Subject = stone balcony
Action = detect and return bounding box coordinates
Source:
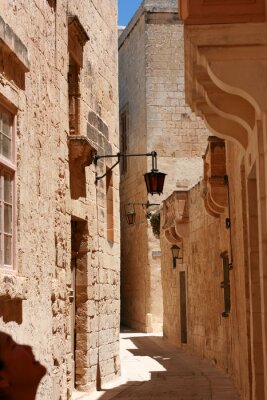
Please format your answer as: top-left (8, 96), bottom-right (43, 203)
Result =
top-left (162, 191), bottom-right (189, 243)
top-left (202, 136), bottom-right (227, 218)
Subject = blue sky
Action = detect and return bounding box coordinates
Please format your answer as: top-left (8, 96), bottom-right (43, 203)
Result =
top-left (118, 0), bottom-right (143, 26)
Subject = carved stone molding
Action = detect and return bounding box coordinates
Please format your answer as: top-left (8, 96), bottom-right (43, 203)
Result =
top-left (179, 0), bottom-right (266, 25)
top-left (202, 136), bottom-right (227, 217)
top-left (183, 23), bottom-right (267, 150)
top-left (68, 15), bottom-right (89, 67)
top-left (0, 16), bottom-right (30, 89)
top-left (162, 191), bottom-right (189, 243)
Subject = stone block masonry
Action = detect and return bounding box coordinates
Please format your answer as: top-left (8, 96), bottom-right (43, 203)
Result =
top-left (161, 141), bottom-right (251, 399)
top-left (119, 0), bottom-right (209, 334)
top-left (0, 1), bottom-right (120, 399)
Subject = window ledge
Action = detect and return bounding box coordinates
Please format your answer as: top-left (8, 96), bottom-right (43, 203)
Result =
top-left (0, 273), bottom-right (28, 300)
top-left (0, 16), bottom-right (30, 72)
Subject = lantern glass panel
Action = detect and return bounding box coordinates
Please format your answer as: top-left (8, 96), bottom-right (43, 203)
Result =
top-left (126, 211), bottom-right (136, 225)
top-left (144, 171), bottom-right (166, 195)
top-left (171, 245), bottom-right (180, 259)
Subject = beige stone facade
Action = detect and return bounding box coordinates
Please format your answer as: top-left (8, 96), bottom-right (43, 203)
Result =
top-left (0, 1), bottom-right (120, 399)
top-left (161, 138), bottom-right (251, 398)
top-left (119, 0), bottom-right (209, 333)
top-left (159, 1), bottom-right (267, 399)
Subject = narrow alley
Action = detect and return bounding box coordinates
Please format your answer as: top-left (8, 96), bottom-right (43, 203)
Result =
top-left (73, 329), bottom-right (240, 400)
top-left (1, 1), bottom-right (267, 400)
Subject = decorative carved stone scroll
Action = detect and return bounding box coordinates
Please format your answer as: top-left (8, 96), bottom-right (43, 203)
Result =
top-left (162, 191), bottom-right (189, 244)
top-left (182, 22), bottom-right (267, 151)
top-left (202, 136), bottom-right (227, 217)
top-left (68, 15), bottom-right (89, 67)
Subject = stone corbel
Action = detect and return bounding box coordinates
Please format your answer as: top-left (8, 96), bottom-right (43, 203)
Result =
top-left (200, 46), bottom-right (267, 116)
top-left (202, 137), bottom-right (227, 217)
top-left (195, 65), bottom-right (255, 132)
top-left (192, 45), bottom-right (267, 151)
top-left (194, 66), bottom-right (249, 149)
top-left (165, 227), bottom-right (182, 244)
top-left (162, 191), bottom-right (189, 244)
top-left (68, 135), bottom-right (96, 167)
top-left (195, 97), bottom-right (248, 150)
top-left (68, 135), bottom-right (96, 199)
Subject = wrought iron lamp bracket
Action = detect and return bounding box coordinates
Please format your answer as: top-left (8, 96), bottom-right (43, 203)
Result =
top-left (93, 151), bottom-right (158, 182)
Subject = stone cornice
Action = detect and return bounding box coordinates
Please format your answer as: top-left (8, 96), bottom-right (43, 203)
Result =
top-left (179, 0), bottom-right (266, 25)
top-left (68, 15), bottom-right (89, 46)
top-left (118, 0), bottom-right (179, 49)
top-left (68, 15), bottom-right (89, 67)
top-left (0, 16), bottom-right (30, 73)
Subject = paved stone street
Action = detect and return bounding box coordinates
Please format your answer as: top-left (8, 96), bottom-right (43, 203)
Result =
top-left (73, 329), bottom-right (240, 400)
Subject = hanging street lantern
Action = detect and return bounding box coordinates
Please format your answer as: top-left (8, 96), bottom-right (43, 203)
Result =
top-left (124, 201), bottom-right (160, 226)
top-left (124, 203), bottom-right (136, 225)
top-left (144, 170), bottom-right (166, 195)
top-left (94, 151), bottom-right (166, 195)
top-left (171, 244), bottom-right (183, 268)
top-left (126, 210), bottom-right (136, 225)
top-left (144, 151), bottom-right (166, 195)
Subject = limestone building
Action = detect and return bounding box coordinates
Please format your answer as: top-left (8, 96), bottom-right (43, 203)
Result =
top-left (159, 1), bottom-right (267, 399)
top-left (119, 0), bottom-right (209, 333)
top-left (0, 1), bottom-right (120, 399)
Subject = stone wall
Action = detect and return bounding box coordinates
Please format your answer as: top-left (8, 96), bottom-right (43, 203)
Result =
top-left (0, 1), bottom-right (120, 399)
top-left (119, 0), bottom-right (209, 333)
top-left (161, 140), bottom-right (250, 398)
top-left (119, 12), bottom-right (149, 332)
top-left (179, 7), bottom-right (267, 397)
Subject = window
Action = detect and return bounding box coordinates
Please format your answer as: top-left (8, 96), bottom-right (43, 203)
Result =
top-left (0, 108), bottom-right (15, 270)
top-left (68, 57), bottom-right (80, 135)
top-left (179, 271), bottom-right (187, 344)
top-left (119, 109), bottom-right (128, 174)
top-left (67, 16), bottom-right (89, 136)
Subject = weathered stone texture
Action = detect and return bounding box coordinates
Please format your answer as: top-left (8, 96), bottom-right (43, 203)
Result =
top-left (0, 1), bottom-right (120, 399)
top-left (179, 7), bottom-right (267, 397)
top-left (145, 20), bottom-right (208, 197)
top-left (119, 12), bottom-right (150, 332)
top-left (161, 140), bottom-right (250, 399)
top-left (119, 1), bottom-right (209, 333)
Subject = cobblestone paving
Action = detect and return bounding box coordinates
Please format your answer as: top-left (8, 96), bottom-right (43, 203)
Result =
top-left (73, 330), bottom-right (240, 400)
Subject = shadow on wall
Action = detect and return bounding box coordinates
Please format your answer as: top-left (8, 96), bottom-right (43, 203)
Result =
top-left (0, 297), bottom-right (23, 324)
